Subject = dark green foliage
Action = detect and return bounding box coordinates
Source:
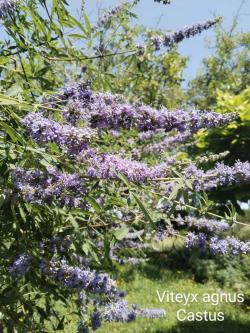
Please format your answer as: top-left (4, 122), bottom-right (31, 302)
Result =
top-left (188, 27), bottom-right (250, 206)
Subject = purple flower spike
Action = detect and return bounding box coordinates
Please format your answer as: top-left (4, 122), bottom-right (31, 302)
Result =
top-left (9, 254), bottom-right (32, 278)
top-left (0, 0), bottom-right (19, 18)
top-left (23, 113), bottom-right (96, 156)
top-left (138, 308), bottom-right (166, 318)
top-left (103, 300), bottom-right (136, 322)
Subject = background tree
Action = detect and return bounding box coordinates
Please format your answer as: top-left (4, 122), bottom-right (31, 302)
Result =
top-left (188, 27), bottom-right (250, 209)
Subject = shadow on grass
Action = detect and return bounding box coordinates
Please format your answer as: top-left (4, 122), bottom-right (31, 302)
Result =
top-left (155, 316), bottom-right (250, 333)
top-left (116, 247), bottom-right (194, 283)
top-left (115, 244), bottom-right (250, 290)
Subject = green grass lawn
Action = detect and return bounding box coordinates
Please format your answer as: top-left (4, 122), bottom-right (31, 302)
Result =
top-left (95, 263), bottom-right (250, 333)
top-left (49, 237), bottom-right (250, 333)
top-left (62, 237), bottom-right (250, 333)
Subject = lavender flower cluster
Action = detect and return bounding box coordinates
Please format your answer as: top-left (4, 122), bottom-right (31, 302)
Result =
top-left (185, 233), bottom-right (250, 255)
top-left (47, 236), bottom-right (72, 253)
top-left (144, 131), bottom-right (192, 154)
top-left (19, 83), bottom-right (242, 212)
top-left (78, 300), bottom-right (166, 331)
top-left (13, 153), bottom-right (248, 210)
top-left (43, 83), bottom-right (237, 133)
top-left (86, 153), bottom-right (170, 182)
top-left (185, 160), bottom-right (250, 191)
top-left (41, 259), bottom-right (117, 294)
top-left (103, 301), bottom-right (166, 322)
top-left (89, 103), bottom-right (235, 133)
top-left (23, 107), bottom-right (235, 168)
top-left (152, 17), bottom-right (220, 51)
top-left (10, 151), bottom-right (173, 210)
top-left (195, 151), bottom-right (230, 165)
top-left (41, 258), bottom-right (165, 330)
top-left (175, 215), bottom-right (230, 233)
top-left (11, 167), bottom-right (88, 208)
top-left (8, 252), bottom-right (165, 332)
top-left (138, 129), bottom-right (164, 141)
top-left (23, 113), bottom-right (96, 156)
top-left (0, 0), bottom-right (19, 18)
top-left (154, 225), bottom-right (178, 242)
top-left (91, 1), bottom-right (131, 32)
top-left (9, 254), bottom-right (31, 278)
top-left (103, 300), bottom-right (136, 322)
top-left (137, 308), bottom-right (166, 318)
top-left (91, 310), bottom-right (102, 330)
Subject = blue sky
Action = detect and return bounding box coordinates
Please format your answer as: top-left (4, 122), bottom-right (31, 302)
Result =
top-left (83, 0), bottom-right (250, 83)
top-left (1, 0), bottom-right (249, 84)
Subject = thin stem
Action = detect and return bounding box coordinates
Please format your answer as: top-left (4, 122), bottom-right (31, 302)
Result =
top-left (139, 186), bottom-right (250, 228)
top-left (0, 37), bottom-right (59, 57)
top-left (172, 200), bottom-right (250, 227)
top-left (41, 49), bottom-right (137, 62)
top-left (9, 14), bottom-right (35, 99)
top-left (42, 0), bottom-right (53, 23)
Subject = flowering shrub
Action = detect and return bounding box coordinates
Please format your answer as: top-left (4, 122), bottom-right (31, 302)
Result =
top-left (0, 0), bottom-right (19, 17)
top-left (151, 17), bottom-right (221, 51)
top-left (0, 0), bottom-right (249, 332)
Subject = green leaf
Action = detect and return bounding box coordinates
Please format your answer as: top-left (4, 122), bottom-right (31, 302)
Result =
top-left (185, 179), bottom-right (194, 190)
top-left (172, 169), bottom-right (183, 178)
top-left (132, 193), bottom-right (154, 223)
top-left (0, 94), bottom-right (32, 110)
top-left (39, 158), bottom-right (52, 168)
top-left (0, 95), bottom-right (21, 106)
top-left (5, 85), bottom-right (23, 96)
top-left (0, 121), bottom-right (25, 144)
top-left (114, 226), bottom-right (130, 241)
top-left (56, 316), bottom-right (65, 330)
top-left (18, 205), bottom-right (26, 222)
top-left (86, 196), bottom-right (102, 213)
top-left (68, 214), bottom-right (79, 229)
top-left (36, 306), bottom-right (47, 319)
top-left (116, 172), bottom-right (131, 189)
top-left (82, 243), bottom-right (90, 255)
top-left (168, 183), bottom-right (182, 202)
top-left (0, 194), bottom-right (5, 208)
top-left (67, 15), bottom-right (87, 35)
top-left (0, 56), bottom-right (11, 65)
top-left (83, 11), bottom-right (92, 37)
top-left (68, 33), bottom-right (86, 39)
